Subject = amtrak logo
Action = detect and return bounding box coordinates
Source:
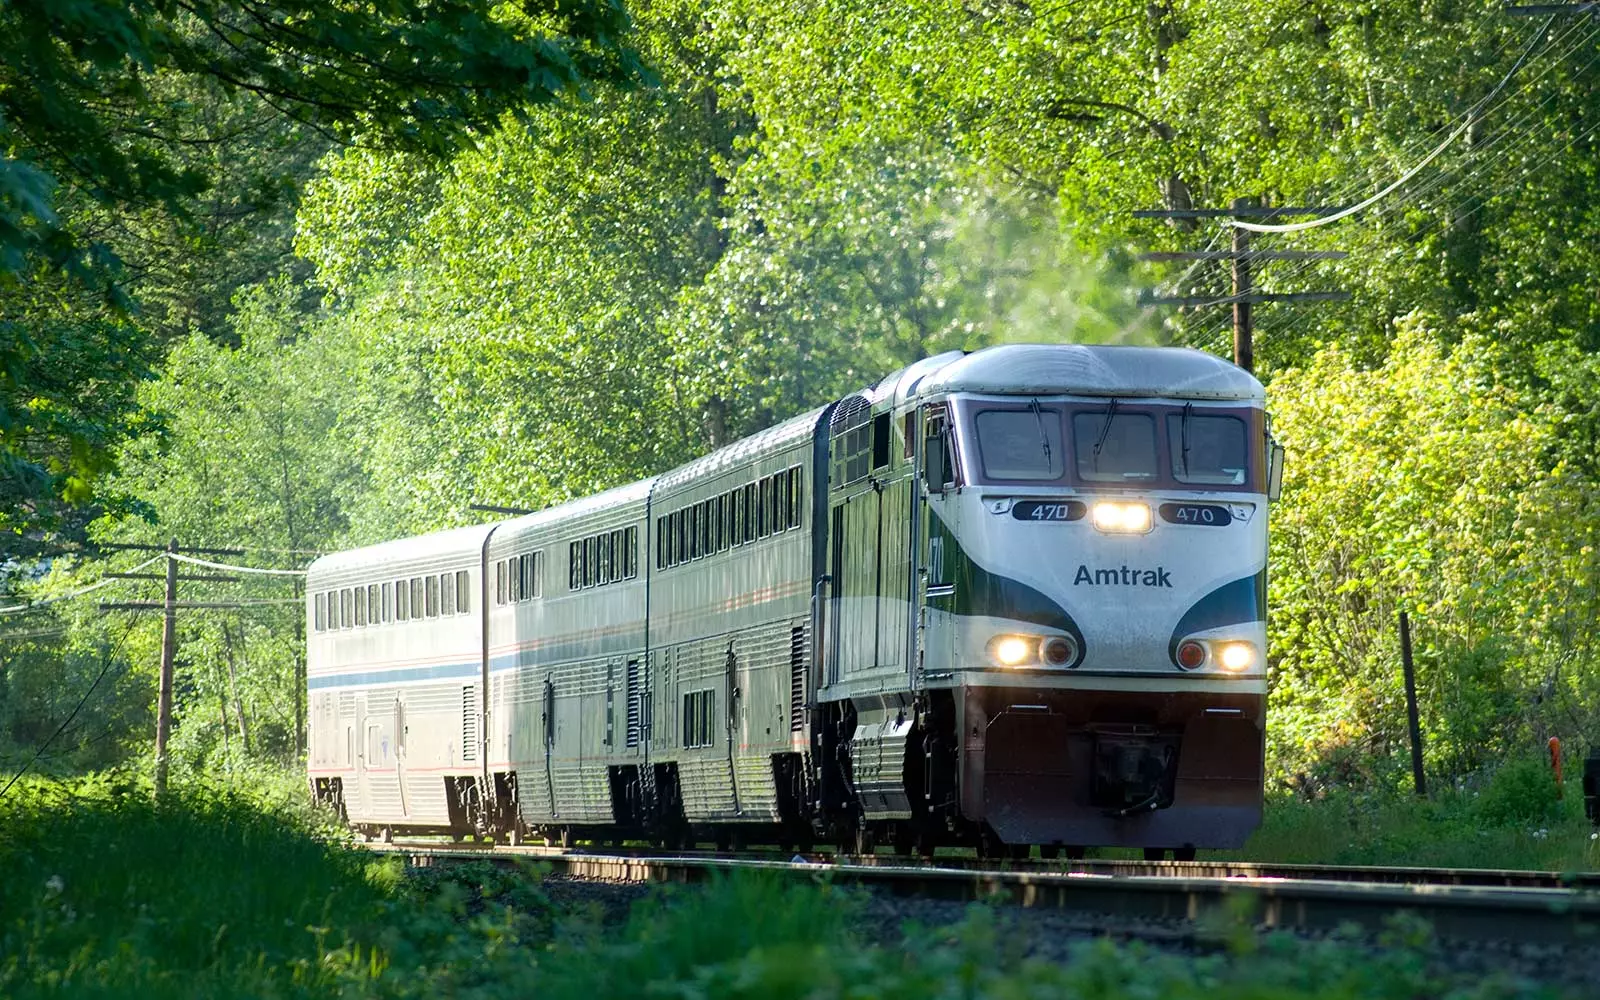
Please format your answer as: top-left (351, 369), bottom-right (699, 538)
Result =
top-left (1074, 564), bottom-right (1173, 587)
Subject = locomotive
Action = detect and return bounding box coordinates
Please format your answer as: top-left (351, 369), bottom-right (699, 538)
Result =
top-left (307, 343), bottom-right (1280, 858)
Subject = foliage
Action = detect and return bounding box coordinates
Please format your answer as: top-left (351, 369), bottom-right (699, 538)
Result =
top-left (10, 0), bottom-right (1600, 801)
top-left (0, 781), bottom-right (1576, 998)
top-left (0, 773), bottom-right (390, 997)
top-left (0, 0), bottom-right (641, 548)
top-left (1231, 769), bottom-right (1593, 872)
top-left (1, 280), bottom-right (357, 779)
top-left (0, 0), bottom-right (640, 278)
top-left (1265, 322), bottom-right (1600, 788)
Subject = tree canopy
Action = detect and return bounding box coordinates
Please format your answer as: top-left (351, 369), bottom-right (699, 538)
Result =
top-left (0, 0), bottom-right (641, 553)
top-left (6, 0), bottom-right (1600, 791)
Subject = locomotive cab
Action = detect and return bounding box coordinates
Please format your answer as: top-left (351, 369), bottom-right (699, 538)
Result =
top-left (885, 346), bottom-right (1271, 855)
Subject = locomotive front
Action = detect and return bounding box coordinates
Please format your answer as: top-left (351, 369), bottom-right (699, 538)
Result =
top-left (913, 346), bottom-right (1275, 855)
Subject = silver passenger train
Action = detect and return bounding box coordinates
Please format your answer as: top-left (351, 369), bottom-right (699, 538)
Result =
top-left (307, 344), bottom-right (1280, 858)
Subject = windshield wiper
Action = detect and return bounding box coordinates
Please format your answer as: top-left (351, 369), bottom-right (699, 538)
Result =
top-left (1028, 397), bottom-right (1052, 469)
top-left (1092, 398), bottom-right (1119, 469)
top-left (1179, 402), bottom-right (1193, 476)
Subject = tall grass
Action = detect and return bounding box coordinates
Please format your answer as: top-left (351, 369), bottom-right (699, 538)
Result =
top-left (0, 770), bottom-right (1580, 998)
top-left (1230, 754), bottom-right (1600, 872)
top-left (0, 772), bottom-right (389, 997)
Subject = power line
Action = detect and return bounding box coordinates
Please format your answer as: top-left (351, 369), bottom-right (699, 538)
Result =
top-left (0, 555), bottom-right (165, 615)
top-left (0, 617), bottom-right (140, 800)
top-left (1229, 19), bottom-right (1600, 358)
top-left (1170, 15), bottom-right (1600, 358)
top-left (1226, 14), bottom-right (1556, 234)
top-left (167, 553), bottom-right (308, 576)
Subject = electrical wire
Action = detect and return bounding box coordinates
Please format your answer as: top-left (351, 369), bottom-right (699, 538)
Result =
top-left (0, 555), bottom-right (166, 615)
top-left (168, 553), bottom-right (308, 576)
top-left (0, 616), bottom-right (140, 800)
top-left (1231, 21), bottom-right (1600, 358)
top-left (1226, 15), bottom-right (1557, 234)
top-left (1171, 16), bottom-right (1600, 356)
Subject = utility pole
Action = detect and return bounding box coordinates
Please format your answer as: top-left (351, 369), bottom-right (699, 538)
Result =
top-left (1135, 203), bottom-right (1350, 374)
top-left (1399, 611), bottom-right (1427, 797)
top-left (99, 541), bottom-right (292, 798)
top-left (154, 538), bottom-right (177, 799)
top-left (1230, 197), bottom-right (1255, 373)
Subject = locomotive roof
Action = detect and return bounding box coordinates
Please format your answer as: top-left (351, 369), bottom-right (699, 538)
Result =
top-left (915, 344), bottom-right (1264, 402)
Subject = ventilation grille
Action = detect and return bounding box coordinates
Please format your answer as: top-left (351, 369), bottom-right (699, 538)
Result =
top-left (789, 625), bottom-right (807, 732)
top-left (461, 685), bottom-right (478, 762)
top-left (625, 660), bottom-right (642, 748)
top-left (829, 393), bottom-right (871, 434)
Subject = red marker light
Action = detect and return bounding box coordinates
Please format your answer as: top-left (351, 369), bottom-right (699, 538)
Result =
top-left (1176, 640), bottom-right (1206, 670)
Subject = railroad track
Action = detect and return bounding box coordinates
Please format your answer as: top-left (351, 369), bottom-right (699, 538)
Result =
top-left (364, 840), bottom-right (1600, 945)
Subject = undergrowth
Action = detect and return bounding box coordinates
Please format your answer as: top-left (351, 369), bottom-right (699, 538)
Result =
top-left (0, 771), bottom-right (1583, 998)
top-left (1229, 754), bottom-right (1599, 872)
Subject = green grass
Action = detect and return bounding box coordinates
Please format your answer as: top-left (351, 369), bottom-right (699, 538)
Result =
top-left (1225, 755), bottom-right (1600, 872)
top-left (0, 771), bottom-right (393, 997)
top-left (0, 770), bottom-right (1584, 998)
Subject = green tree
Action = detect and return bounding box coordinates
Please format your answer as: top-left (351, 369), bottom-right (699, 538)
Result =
top-left (1266, 321), bottom-right (1600, 787)
top-left (1, 0), bottom-right (642, 551)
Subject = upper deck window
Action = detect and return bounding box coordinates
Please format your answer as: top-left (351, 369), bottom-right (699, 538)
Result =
top-left (1072, 410), bottom-right (1157, 483)
top-left (1168, 412), bottom-right (1248, 486)
top-left (974, 408), bottom-right (1064, 481)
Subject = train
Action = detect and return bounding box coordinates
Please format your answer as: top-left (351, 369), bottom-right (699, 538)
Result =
top-left (306, 343), bottom-right (1281, 859)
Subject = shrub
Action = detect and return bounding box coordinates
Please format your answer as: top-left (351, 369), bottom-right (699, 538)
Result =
top-left (1473, 754), bottom-right (1565, 827)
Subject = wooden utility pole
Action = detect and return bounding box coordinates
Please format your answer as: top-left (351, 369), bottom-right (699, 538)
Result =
top-left (101, 541), bottom-right (295, 797)
top-left (154, 538), bottom-right (178, 799)
top-left (1230, 197), bottom-right (1255, 373)
top-left (1399, 611), bottom-right (1427, 797)
top-left (1135, 203), bottom-right (1349, 374)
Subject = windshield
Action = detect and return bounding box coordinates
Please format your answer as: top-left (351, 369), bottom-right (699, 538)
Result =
top-left (1072, 411), bottom-right (1157, 482)
top-left (1168, 413), bottom-right (1248, 485)
top-left (957, 400), bottom-right (1258, 491)
top-left (974, 408), bottom-right (1064, 480)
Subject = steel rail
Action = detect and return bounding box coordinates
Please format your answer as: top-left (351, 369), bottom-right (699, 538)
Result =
top-left (367, 839), bottom-right (1600, 889)
top-left (363, 842), bottom-right (1600, 945)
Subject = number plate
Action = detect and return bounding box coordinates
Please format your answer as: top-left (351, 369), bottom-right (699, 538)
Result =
top-left (1159, 503), bottom-right (1233, 526)
top-left (1011, 500), bottom-right (1087, 522)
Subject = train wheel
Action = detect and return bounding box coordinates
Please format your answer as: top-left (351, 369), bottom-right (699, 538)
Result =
top-left (380, 826), bottom-right (393, 844)
top-left (1173, 847), bottom-right (1197, 862)
top-left (558, 826), bottom-right (573, 849)
top-left (1143, 847), bottom-right (1167, 861)
top-left (1064, 846), bottom-right (1086, 860)
top-left (976, 828), bottom-right (1004, 860)
top-left (1008, 843), bottom-right (1031, 861)
top-left (892, 823), bottom-right (913, 857)
top-left (1038, 845), bottom-right (1060, 860)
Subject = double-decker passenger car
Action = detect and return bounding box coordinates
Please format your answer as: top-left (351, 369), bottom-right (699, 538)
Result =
top-left (307, 343), bottom-right (1281, 858)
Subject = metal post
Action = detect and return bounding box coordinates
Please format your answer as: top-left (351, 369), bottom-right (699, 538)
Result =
top-left (154, 537), bottom-right (178, 799)
top-left (1231, 196), bottom-right (1254, 373)
top-left (1399, 611), bottom-right (1426, 797)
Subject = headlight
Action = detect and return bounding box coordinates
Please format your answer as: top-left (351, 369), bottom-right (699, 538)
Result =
top-left (1091, 501), bottom-right (1152, 534)
top-left (1217, 641), bottom-right (1255, 672)
top-left (988, 634), bottom-right (1035, 667)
